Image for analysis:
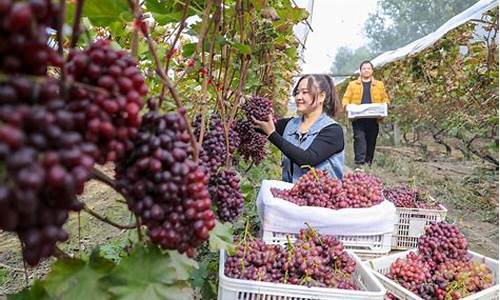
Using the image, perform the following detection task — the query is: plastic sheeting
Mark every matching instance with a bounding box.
[334,0,498,86]
[370,0,498,69]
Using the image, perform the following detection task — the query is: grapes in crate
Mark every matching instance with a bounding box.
[271,169,384,209]
[386,222,494,300]
[224,228,359,290]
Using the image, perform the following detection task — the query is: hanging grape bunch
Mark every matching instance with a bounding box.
[209,168,244,223]
[193,114,239,178]
[0,0,63,75]
[236,95,274,164]
[115,102,216,257]
[0,0,97,266]
[66,39,148,163]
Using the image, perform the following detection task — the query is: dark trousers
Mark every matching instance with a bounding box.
[352,118,379,165]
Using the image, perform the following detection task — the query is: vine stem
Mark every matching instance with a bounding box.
[127,0,200,160]
[91,167,116,189]
[70,0,85,48]
[83,204,136,229]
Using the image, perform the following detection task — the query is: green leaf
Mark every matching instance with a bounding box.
[250,0,266,10]
[182,43,197,57]
[80,0,132,27]
[152,12,185,25]
[285,47,297,60]
[8,281,51,300]
[208,220,234,252]
[102,244,197,300]
[232,43,252,55]
[43,249,115,300]
[276,7,309,23]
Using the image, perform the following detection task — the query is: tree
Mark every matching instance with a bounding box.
[364,0,478,52]
[330,46,374,75]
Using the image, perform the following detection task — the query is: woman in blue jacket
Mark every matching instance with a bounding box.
[252,74,345,182]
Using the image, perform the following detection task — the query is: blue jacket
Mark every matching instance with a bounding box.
[281,114,345,183]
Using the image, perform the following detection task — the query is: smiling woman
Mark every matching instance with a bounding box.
[252,74,345,182]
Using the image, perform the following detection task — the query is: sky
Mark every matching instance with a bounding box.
[299,0,378,74]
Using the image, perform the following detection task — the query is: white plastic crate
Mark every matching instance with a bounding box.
[366,249,499,300]
[218,249,386,300]
[346,103,388,119]
[262,230,392,260]
[391,203,447,250]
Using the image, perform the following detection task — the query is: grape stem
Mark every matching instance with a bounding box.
[91,167,116,189]
[54,247,72,259]
[126,0,200,161]
[70,0,85,48]
[83,204,136,229]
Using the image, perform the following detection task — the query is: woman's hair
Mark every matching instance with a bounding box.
[292,74,343,117]
[359,60,374,70]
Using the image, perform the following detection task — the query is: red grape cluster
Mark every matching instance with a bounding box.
[224,229,358,290]
[388,251,432,292]
[418,222,469,266]
[209,168,244,223]
[0,0,63,75]
[0,1,97,265]
[115,106,215,257]
[66,39,147,163]
[235,119,267,165]
[383,185,441,209]
[242,95,274,121]
[387,222,494,299]
[271,169,342,208]
[339,172,384,208]
[271,170,384,209]
[0,82,96,265]
[193,114,239,177]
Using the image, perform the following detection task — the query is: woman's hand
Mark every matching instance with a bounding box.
[251,113,275,137]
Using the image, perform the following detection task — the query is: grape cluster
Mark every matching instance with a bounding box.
[339,172,384,208]
[209,168,244,223]
[271,170,384,209]
[66,39,148,163]
[383,185,441,209]
[271,169,342,208]
[418,222,469,266]
[242,95,274,122]
[0,0,63,75]
[225,229,358,290]
[115,106,215,257]
[193,114,239,177]
[387,222,494,299]
[235,119,267,165]
[388,251,432,292]
[0,83,96,265]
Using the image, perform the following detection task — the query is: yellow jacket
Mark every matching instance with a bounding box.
[342,78,390,107]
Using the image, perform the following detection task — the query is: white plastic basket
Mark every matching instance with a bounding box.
[218,249,386,300]
[262,230,392,260]
[366,249,499,300]
[391,203,447,250]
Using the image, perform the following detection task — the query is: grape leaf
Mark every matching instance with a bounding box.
[8,281,51,300]
[208,220,234,252]
[101,244,197,300]
[42,250,115,300]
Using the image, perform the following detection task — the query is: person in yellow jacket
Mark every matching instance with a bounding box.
[342,60,390,167]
